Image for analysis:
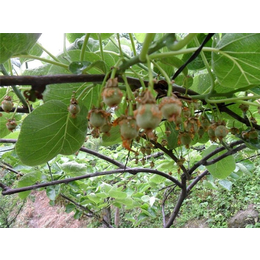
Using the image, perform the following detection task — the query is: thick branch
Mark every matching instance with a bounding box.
[0,74,200,98]
[165,174,187,228]
[2,167,182,196]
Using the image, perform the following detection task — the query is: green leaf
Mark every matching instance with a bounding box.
[68,61,91,74]
[108,188,127,199]
[213,33,260,89]
[16,100,88,166]
[0,33,41,63]
[149,174,166,184]
[202,145,236,179]
[87,193,103,204]
[218,179,233,191]
[17,171,42,199]
[60,162,87,176]
[46,185,60,201]
[66,33,85,43]
[101,125,121,146]
[134,33,146,43]
[91,33,114,40]
[65,203,75,213]
[165,121,179,149]
[203,180,218,190]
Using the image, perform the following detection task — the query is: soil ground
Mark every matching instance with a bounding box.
[13,190,89,228]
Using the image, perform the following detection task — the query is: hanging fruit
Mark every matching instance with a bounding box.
[102,78,123,107]
[185,117,200,134]
[159,95,182,122]
[88,108,110,128]
[6,118,17,131]
[119,116,139,141]
[1,96,13,112]
[178,131,192,148]
[214,125,229,141]
[68,96,80,118]
[134,90,162,138]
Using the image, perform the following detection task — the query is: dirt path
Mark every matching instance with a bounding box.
[14,190,89,228]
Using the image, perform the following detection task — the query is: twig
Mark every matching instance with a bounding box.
[60,194,113,228]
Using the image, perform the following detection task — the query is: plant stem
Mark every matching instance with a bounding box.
[194,36,215,93]
[15,54,69,69]
[152,61,172,96]
[36,43,60,62]
[98,34,104,61]
[139,33,156,62]
[80,33,91,62]
[116,33,123,57]
[168,33,198,50]
[149,47,218,60]
[129,33,136,56]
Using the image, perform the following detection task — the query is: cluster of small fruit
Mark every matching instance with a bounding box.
[84,78,185,152]
[1,96,17,131]
[67,77,236,152]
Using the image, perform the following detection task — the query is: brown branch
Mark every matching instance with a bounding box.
[165,174,187,228]
[60,194,113,228]
[0,74,199,97]
[188,140,244,175]
[204,144,246,166]
[220,106,260,130]
[187,170,209,193]
[79,147,127,169]
[2,167,182,196]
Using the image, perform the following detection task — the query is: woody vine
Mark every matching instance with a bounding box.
[1,33,260,227]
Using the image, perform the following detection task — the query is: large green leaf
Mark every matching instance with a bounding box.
[0,33,41,63]
[16,100,88,166]
[202,145,236,179]
[212,33,260,89]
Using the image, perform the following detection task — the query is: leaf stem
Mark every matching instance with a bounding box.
[139,33,156,62]
[152,61,172,96]
[116,33,123,57]
[80,33,91,62]
[168,33,198,50]
[14,54,69,70]
[129,33,136,56]
[193,36,215,93]
[98,34,104,61]
[36,43,60,62]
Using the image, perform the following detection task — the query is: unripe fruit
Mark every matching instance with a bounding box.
[6,119,17,131]
[102,87,123,107]
[179,132,192,148]
[134,103,162,131]
[1,96,13,112]
[159,95,182,122]
[88,108,110,128]
[102,78,123,107]
[215,125,229,141]
[119,117,139,140]
[68,96,80,118]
